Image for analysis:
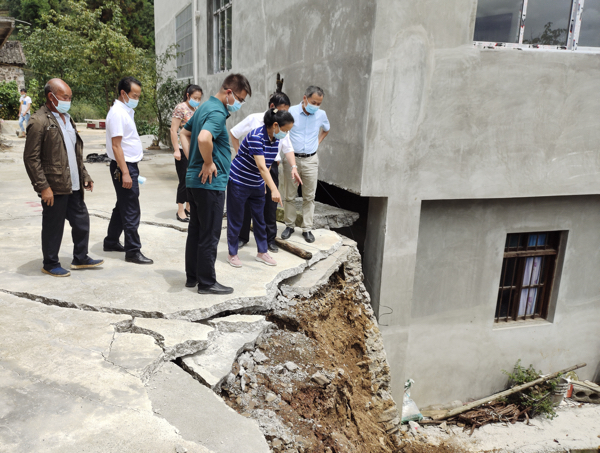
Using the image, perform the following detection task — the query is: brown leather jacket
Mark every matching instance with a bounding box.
[23,105,92,196]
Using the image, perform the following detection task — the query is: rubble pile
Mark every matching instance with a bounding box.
[218,247,403,452]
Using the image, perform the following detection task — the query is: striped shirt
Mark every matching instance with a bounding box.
[229,126,279,188]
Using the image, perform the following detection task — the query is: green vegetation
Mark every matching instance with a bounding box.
[0,81,21,120]
[6,0,155,51]
[502,360,561,419]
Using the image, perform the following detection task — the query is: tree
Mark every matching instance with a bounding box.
[21,0,145,111]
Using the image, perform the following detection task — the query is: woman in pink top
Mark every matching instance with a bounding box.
[170,84,203,222]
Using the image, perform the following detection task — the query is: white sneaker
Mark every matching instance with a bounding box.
[255,252,277,266]
[228,254,242,268]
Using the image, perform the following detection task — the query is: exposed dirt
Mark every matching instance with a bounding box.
[221,269,400,452]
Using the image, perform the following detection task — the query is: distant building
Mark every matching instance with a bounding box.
[0,17,26,88]
[154,0,600,408]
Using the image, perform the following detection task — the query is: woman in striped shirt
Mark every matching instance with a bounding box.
[227,108,295,267]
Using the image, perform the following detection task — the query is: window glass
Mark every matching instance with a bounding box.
[578,0,600,46]
[474,0,523,43]
[176,4,193,79]
[522,0,572,45]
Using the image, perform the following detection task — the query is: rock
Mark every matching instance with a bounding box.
[265,393,277,403]
[311,372,331,386]
[272,438,283,448]
[284,361,299,372]
[175,446,187,453]
[253,350,268,364]
[378,407,399,423]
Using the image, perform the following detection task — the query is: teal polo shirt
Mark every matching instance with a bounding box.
[184,96,231,191]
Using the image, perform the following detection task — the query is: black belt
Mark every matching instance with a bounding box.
[294,152,316,158]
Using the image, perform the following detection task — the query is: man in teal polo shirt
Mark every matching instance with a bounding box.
[180,74,252,295]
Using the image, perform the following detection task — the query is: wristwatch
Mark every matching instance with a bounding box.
[292,165,297,169]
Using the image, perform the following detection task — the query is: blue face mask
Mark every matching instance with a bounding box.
[226,93,242,113]
[189,98,200,108]
[52,93,71,114]
[124,93,139,109]
[274,126,287,140]
[305,100,319,115]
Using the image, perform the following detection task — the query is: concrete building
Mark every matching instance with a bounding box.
[154,0,600,408]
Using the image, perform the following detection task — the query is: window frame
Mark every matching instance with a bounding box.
[494,231,563,323]
[473,0,600,53]
[209,0,232,74]
[175,3,194,80]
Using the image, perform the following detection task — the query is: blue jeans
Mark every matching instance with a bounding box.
[226,180,267,256]
[19,113,30,132]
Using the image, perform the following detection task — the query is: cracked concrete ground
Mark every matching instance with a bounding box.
[0,128,347,452]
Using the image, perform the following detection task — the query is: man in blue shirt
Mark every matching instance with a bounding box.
[180,74,252,295]
[281,86,330,243]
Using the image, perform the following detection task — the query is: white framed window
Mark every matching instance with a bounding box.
[474,0,600,52]
[211,0,232,73]
[176,4,193,79]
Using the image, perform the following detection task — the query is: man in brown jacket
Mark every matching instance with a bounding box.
[24,78,103,277]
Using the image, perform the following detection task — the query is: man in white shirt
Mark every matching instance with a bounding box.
[19,88,32,137]
[229,92,302,252]
[103,76,152,265]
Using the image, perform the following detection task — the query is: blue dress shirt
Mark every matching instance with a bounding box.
[288,103,330,155]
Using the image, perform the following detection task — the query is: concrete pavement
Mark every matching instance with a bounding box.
[0,127,343,452]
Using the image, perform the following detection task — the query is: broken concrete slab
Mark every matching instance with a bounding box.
[0,292,212,453]
[182,316,272,390]
[132,317,214,360]
[107,331,164,380]
[276,197,359,229]
[147,362,269,453]
[281,245,352,298]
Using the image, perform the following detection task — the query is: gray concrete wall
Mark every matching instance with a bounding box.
[365,0,600,404]
[154,0,377,193]
[407,196,600,407]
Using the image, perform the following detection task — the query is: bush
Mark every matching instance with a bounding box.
[69,101,103,123]
[135,119,159,137]
[0,81,21,120]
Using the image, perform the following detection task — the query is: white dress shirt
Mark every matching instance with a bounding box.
[106,100,144,163]
[230,111,295,162]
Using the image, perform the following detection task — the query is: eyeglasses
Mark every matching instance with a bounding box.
[232,91,246,104]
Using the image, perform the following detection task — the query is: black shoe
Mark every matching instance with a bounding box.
[281,227,294,240]
[103,242,125,252]
[184,209,190,217]
[268,242,279,253]
[71,256,104,269]
[238,239,248,249]
[302,231,315,243]
[125,251,154,265]
[197,281,234,295]
[185,279,197,288]
[176,213,189,223]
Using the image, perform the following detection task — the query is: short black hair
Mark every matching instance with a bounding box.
[268,92,290,109]
[117,76,142,96]
[263,108,294,128]
[20,88,26,93]
[222,73,252,97]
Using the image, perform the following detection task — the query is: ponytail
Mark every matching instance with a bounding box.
[263,108,294,128]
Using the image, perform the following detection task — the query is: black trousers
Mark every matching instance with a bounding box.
[239,163,279,244]
[186,187,225,287]
[104,160,142,253]
[41,190,90,270]
[175,149,188,204]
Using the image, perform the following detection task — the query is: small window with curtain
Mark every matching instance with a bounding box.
[495,231,562,323]
[211,0,232,73]
[176,4,193,79]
